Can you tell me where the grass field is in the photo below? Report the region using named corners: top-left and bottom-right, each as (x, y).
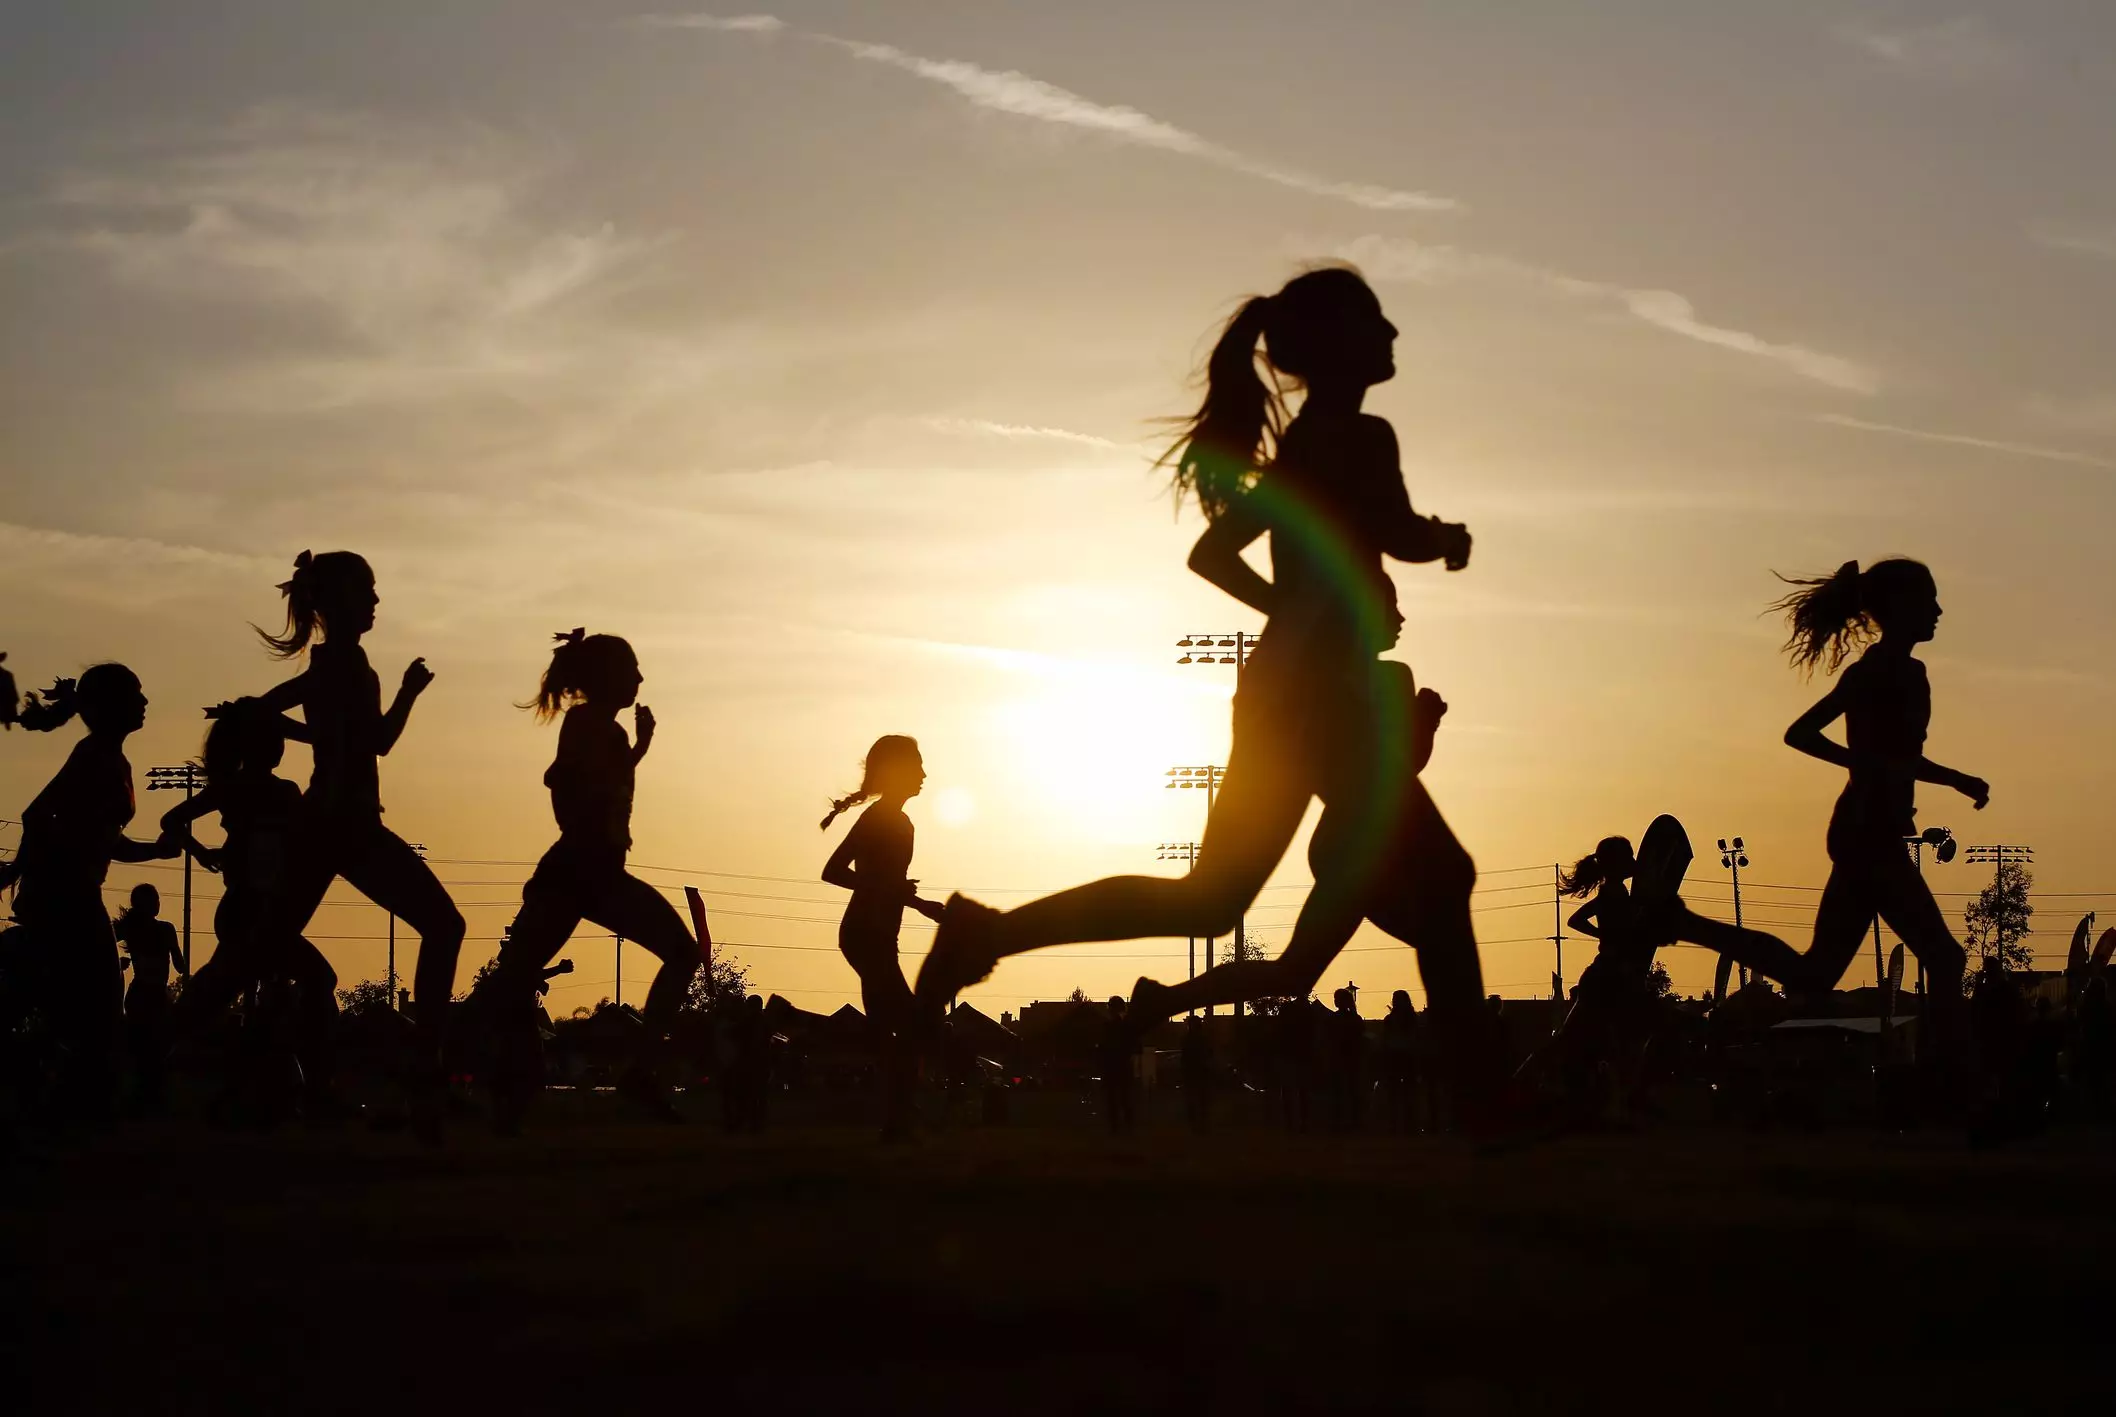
top-left (6, 1096), bottom-right (2112, 1414)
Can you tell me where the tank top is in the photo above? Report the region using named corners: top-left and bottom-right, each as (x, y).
top-left (842, 805), bottom-right (913, 939)
top-left (1836, 650), bottom-right (1929, 837)
top-left (16, 737), bottom-right (134, 903)
top-left (304, 641), bottom-right (384, 815)
top-left (220, 774), bottom-right (305, 893)
top-left (545, 709), bottom-right (634, 855)
top-left (1258, 411), bottom-right (1413, 665)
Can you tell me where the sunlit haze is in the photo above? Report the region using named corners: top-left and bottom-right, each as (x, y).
top-left (6, 1), bottom-right (2115, 1018)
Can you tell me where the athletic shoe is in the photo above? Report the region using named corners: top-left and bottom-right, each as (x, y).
top-left (1128, 977), bottom-right (1177, 1029)
top-left (915, 894), bottom-right (1004, 1007)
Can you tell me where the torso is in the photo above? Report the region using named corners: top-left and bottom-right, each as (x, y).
top-left (842, 804), bottom-right (912, 938)
top-left (15, 736), bottom-right (134, 906)
top-left (221, 774), bottom-right (306, 894)
top-left (120, 917), bottom-right (179, 989)
top-left (546, 708), bottom-right (634, 858)
top-left (304, 641), bottom-right (384, 816)
top-left (1258, 411), bottom-right (1406, 666)
top-left (1837, 650), bottom-right (1930, 837)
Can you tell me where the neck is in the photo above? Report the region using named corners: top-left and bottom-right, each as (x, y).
top-left (580, 699), bottom-right (624, 721)
top-left (1300, 380), bottom-right (1368, 418)
top-left (877, 792), bottom-right (910, 811)
top-left (1871, 630), bottom-right (1915, 658)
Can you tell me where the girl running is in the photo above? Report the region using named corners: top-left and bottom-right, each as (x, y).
top-left (113, 883), bottom-right (186, 1108)
top-left (253, 551), bottom-right (464, 1128)
top-left (485, 631), bottom-right (700, 1125)
top-left (916, 268), bottom-right (1478, 1049)
top-left (1775, 558), bottom-right (1984, 1063)
top-left (821, 734), bottom-right (945, 1140)
top-left (0, 666), bottom-right (179, 1118)
top-left (161, 699), bottom-right (340, 1112)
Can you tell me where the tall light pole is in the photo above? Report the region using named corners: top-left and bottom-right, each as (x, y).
top-left (1166, 765), bottom-right (1246, 1010)
top-left (146, 763), bottom-right (206, 974)
top-left (1903, 827), bottom-right (1956, 993)
top-left (1717, 837), bottom-right (1750, 994)
top-left (1549, 863), bottom-right (1566, 1029)
top-left (390, 842), bottom-right (428, 1011)
top-left (1963, 843), bottom-right (2034, 974)
top-left (1159, 841), bottom-right (1203, 1015)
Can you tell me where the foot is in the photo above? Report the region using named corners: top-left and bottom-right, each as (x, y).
top-left (914, 894), bottom-right (1004, 1008)
top-left (1128, 977), bottom-right (1176, 1031)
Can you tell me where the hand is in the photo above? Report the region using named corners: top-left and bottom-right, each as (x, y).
top-left (153, 833), bottom-right (183, 861)
top-left (634, 704), bottom-right (656, 748)
top-left (1956, 773), bottom-right (1991, 810)
top-left (1441, 522), bottom-right (1472, 572)
top-left (914, 898), bottom-right (947, 923)
top-left (195, 847), bottom-right (224, 875)
top-left (902, 878), bottom-right (922, 904)
top-left (1415, 686), bottom-right (1449, 723)
top-left (400, 658), bottom-right (435, 697)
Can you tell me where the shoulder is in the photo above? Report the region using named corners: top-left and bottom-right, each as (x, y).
top-left (1352, 414), bottom-right (1399, 458)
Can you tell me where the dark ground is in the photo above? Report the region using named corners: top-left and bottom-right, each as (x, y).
top-left (6, 1093), bottom-right (2112, 1415)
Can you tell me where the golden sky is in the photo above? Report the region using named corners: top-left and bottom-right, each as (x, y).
top-left (5, 2), bottom-right (2115, 1016)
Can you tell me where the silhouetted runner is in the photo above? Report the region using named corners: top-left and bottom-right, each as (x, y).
top-left (161, 698), bottom-right (340, 1115)
top-left (916, 269), bottom-right (1477, 1033)
top-left (822, 734), bottom-right (944, 1142)
top-left (113, 883), bottom-right (185, 1109)
top-left (252, 551), bottom-right (465, 1139)
top-left (483, 631), bottom-right (701, 1129)
top-left (0, 666), bottom-right (179, 1120)
top-left (0, 654), bottom-right (17, 730)
top-left (1774, 558), bottom-right (1985, 1083)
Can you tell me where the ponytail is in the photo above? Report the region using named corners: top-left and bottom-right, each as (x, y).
top-left (1160, 295), bottom-right (1284, 520)
top-left (522, 628), bottom-right (635, 722)
top-left (256, 550), bottom-right (373, 659)
top-left (18, 676), bottom-right (80, 733)
top-left (1559, 836), bottom-right (1633, 898)
top-left (821, 734), bottom-right (921, 830)
top-left (1771, 559), bottom-right (1872, 675)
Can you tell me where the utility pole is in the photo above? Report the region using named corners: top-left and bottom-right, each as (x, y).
top-left (1903, 827), bottom-right (1956, 993)
top-left (146, 764), bottom-right (207, 974)
top-left (1166, 765), bottom-right (1235, 1013)
top-left (1158, 841), bottom-right (1203, 1015)
top-left (1717, 837), bottom-right (1751, 991)
top-left (1173, 630), bottom-right (1257, 1016)
top-left (1963, 843), bottom-right (2034, 973)
top-left (615, 934), bottom-right (624, 1009)
top-left (389, 842), bottom-right (429, 1011)
top-left (1549, 863), bottom-right (1565, 1031)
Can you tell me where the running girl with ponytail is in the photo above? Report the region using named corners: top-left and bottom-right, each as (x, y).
top-left (0, 666), bottom-right (179, 1118)
top-left (1775, 558), bottom-right (1984, 1061)
top-left (915, 267), bottom-right (1485, 1051)
top-left (821, 734), bottom-right (944, 1141)
top-left (483, 631), bottom-right (699, 1127)
top-left (252, 551), bottom-right (464, 1129)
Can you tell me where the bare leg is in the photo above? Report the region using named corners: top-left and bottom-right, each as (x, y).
top-left (585, 873), bottom-right (701, 1042)
top-left (1670, 910), bottom-right (1813, 990)
top-left (340, 824), bottom-right (466, 1073)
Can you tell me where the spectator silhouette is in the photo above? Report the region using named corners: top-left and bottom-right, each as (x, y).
top-left (162, 699), bottom-right (340, 1119)
top-left (1774, 559), bottom-right (1984, 1087)
top-left (1098, 996), bottom-right (1137, 1135)
top-left (1275, 997), bottom-right (1316, 1133)
top-left (1180, 1014), bottom-right (1213, 1133)
top-left (251, 552), bottom-right (465, 1139)
top-left (1327, 987), bottom-right (1366, 1132)
top-left (821, 735), bottom-right (944, 1143)
top-left (113, 883), bottom-right (185, 1111)
top-left (0, 653), bottom-right (17, 729)
top-left (1, 667), bottom-right (179, 1121)
top-left (481, 631), bottom-right (699, 1130)
top-left (1378, 989), bottom-right (1421, 1133)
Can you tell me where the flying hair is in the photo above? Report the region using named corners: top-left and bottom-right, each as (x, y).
top-left (523, 628), bottom-right (637, 722)
top-left (18, 676), bottom-right (81, 733)
top-left (256, 550), bottom-right (372, 659)
top-left (1158, 264), bottom-right (1378, 520)
top-left (1559, 836), bottom-right (1633, 898)
top-left (1770, 557), bottom-right (1932, 676)
top-left (821, 734), bottom-right (921, 830)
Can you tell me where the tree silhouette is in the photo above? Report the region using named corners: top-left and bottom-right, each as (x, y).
top-left (684, 953), bottom-right (751, 1014)
top-left (1965, 862), bottom-right (2035, 986)
top-left (336, 979), bottom-right (394, 1016)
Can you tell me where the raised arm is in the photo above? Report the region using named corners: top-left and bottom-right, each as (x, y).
top-left (821, 825), bottom-right (863, 893)
top-left (630, 705), bottom-right (656, 766)
top-left (1186, 498), bottom-right (1277, 618)
top-left (1567, 900), bottom-right (1601, 941)
top-left (1783, 681), bottom-right (1854, 771)
top-left (377, 657), bottom-right (433, 756)
top-left (159, 785), bottom-right (226, 871)
top-left (250, 674), bottom-right (314, 744)
top-left (1364, 421), bottom-right (1471, 569)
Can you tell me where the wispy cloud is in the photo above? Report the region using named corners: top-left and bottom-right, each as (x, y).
top-left (1340, 234), bottom-right (1876, 394)
top-left (642, 15), bottom-right (1457, 214)
top-left (920, 417), bottom-right (1125, 450)
top-left (2028, 220), bottom-right (2116, 262)
top-left (1837, 15), bottom-right (2023, 79)
top-left (1815, 413), bottom-right (2116, 470)
top-left (633, 12), bottom-right (783, 31)
top-left (2024, 394), bottom-right (2116, 438)
top-left (43, 107), bottom-right (663, 411)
